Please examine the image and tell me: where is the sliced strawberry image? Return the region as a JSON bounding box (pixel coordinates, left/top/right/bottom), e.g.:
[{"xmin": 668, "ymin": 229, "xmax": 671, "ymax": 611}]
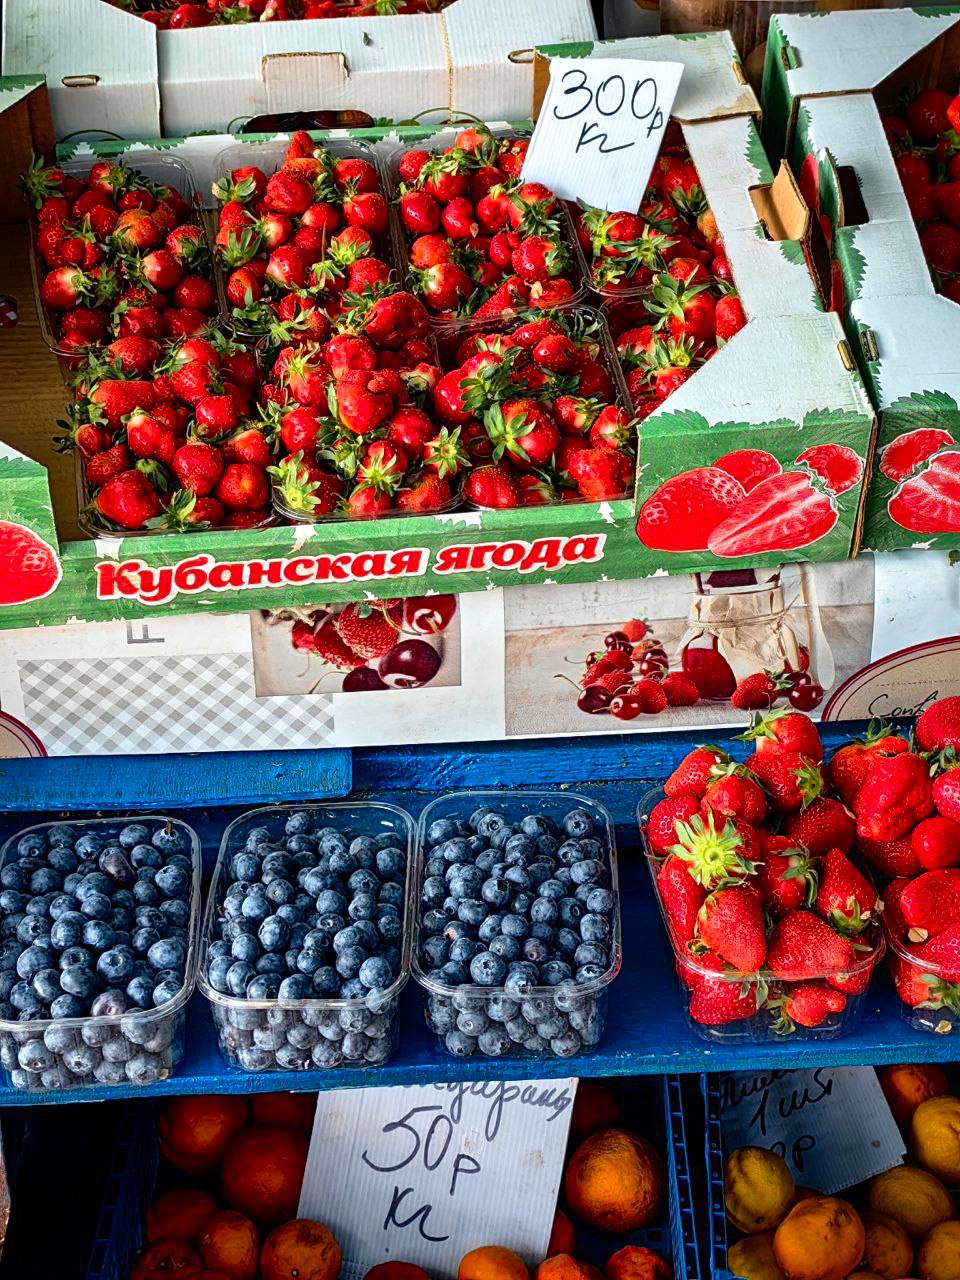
[
  {"xmin": 706, "ymin": 470, "xmax": 838, "ymax": 558},
  {"xmin": 796, "ymin": 444, "xmax": 863, "ymax": 495},
  {"xmin": 880, "ymin": 428, "xmax": 956, "ymax": 483},
  {"xmin": 712, "ymin": 448, "xmax": 781, "ymax": 493},
  {"xmin": 635, "ymin": 467, "xmax": 745, "ymax": 552},
  {"xmin": 887, "ymin": 449, "xmax": 960, "ymax": 534},
  {"xmin": 0, "ymin": 520, "xmax": 62, "ymax": 606}
]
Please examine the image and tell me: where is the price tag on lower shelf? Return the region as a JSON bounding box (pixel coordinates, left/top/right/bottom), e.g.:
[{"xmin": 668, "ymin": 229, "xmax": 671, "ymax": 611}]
[
  {"xmin": 522, "ymin": 57, "xmax": 683, "ymax": 213},
  {"xmin": 298, "ymin": 1078, "xmax": 577, "ymax": 1280},
  {"xmin": 719, "ymin": 1067, "xmax": 906, "ymax": 1194}
]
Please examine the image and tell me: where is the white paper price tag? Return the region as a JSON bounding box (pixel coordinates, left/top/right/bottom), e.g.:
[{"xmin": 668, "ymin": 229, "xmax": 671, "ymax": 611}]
[
  {"xmin": 298, "ymin": 1079, "xmax": 576, "ymax": 1279},
  {"xmin": 522, "ymin": 57, "xmax": 684, "ymax": 213},
  {"xmin": 719, "ymin": 1067, "xmax": 906, "ymax": 1195}
]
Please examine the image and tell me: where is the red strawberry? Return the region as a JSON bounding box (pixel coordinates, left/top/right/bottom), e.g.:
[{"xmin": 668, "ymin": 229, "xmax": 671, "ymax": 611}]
[
  {"xmin": 771, "ymin": 981, "xmax": 846, "ymax": 1032},
  {"xmin": 712, "ymin": 449, "xmax": 781, "ymax": 493},
  {"xmin": 661, "ymin": 672, "xmax": 699, "ymax": 707},
  {"xmin": 917, "ymin": 697, "xmax": 960, "ymax": 755},
  {"xmin": 697, "ymin": 884, "xmax": 767, "ymax": 973},
  {"xmin": 731, "ymin": 674, "xmax": 783, "ymax": 712},
  {"xmin": 910, "ymin": 922, "xmax": 960, "ymax": 983},
  {"xmin": 857, "ymin": 834, "xmax": 922, "ymax": 880},
  {"xmin": 567, "ymin": 448, "xmax": 634, "ymax": 501},
  {"xmin": 126, "ymin": 411, "xmax": 175, "ymax": 465},
  {"xmin": 172, "ymin": 442, "xmax": 223, "ymax": 497},
  {"xmin": 636, "ymin": 467, "xmax": 746, "ymax": 552},
  {"xmin": 708, "ymin": 471, "xmax": 837, "ymax": 557},
  {"xmin": 714, "ymin": 294, "xmax": 746, "ymax": 343},
  {"xmin": 889, "ymin": 449, "xmax": 960, "ymax": 533},
  {"xmin": 815, "ymin": 848, "xmax": 878, "ymax": 933},
  {"xmin": 85, "ymin": 443, "xmax": 131, "ymax": 488},
  {"xmin": 855, "ymin": 752, "xmax": 933, "ymax": 841},
  {"xmin": 665, "ymin": 746, "xmax": 730, "ymax": 799},
  {"xmin": 464, "ymin": 464, "xmax": 520, "ymax": 509},
  {"xmin": 485, "ymin": 400, "xmax": 560, "ymax": 470},
  {"xmin": 215, "ymin": 463, "xmax": 268, "ymax": 512},
  {"xmin": 397, "ymin": 473, "xmax": 452, "ymax": 514},
  {"xmin": 298, "ymin": 617, "xmax": 366, "ymax": 670},
  {"xmin": 686, "ymin": 968, "xmax": 764, "ymax": 1026},
  {"xmin": 744, "ymin": 708, "xmax": 823, "ymax": 762},
  {"xmin": 701, "ymin": 767, "xmax": 767, "ymax": 825},
  {"xmin": 828, "ymin": 726, "xmax": 911, "ymax": 805},
  {"xmin": 796, "ymin": 444, "xmax": 863, "ymax": 495},
  {"xmin": 784, "ymin": 797, "xmax": 856, "ymax": 855},
  {"xmin": 912, "ymin": 816, "xmax": 960, "ymax": 871},
  {"xmin": 95, "ymin": 469, "xmax": 163, "ymax": 529},
  {"xmin": 879, "ymin": 429, "xmax": 955, "ymax": 483},
  {"xmin": 756, "ymin": 838, "xmax": 817, "ymax": 917},
  {"xmin": 906, "ymin": 88, "xmax": 954, "ymax": 139},
  {"xmin": 899, "ymin": 869, "xmax": 960, "ymax": 942},
  {"xmin": 933, "ymin": 768, "xmax": 960, "ymax": 825},
  {"xmin": 646, "ymin": 795, "xmax": 700, "ymax": 855},
  {"xmin": 334, "ymin": 603, "xmax": 399, "ymax": 661},
  {"xmin": 656, "ymin": 856, "xmax": 706, "ymax": 944},
  {"xmin": 669, "ymin": 810, "xmax": 756, "ymax": 888},
  {"xmin": 618, "ymin": 678, "xmax": 668, "ymax": 716},
  {"xmin": 746, "ymin": 749, "xmax": 823, "ymax": 814},
  {"xmin": 767, "ymin": 911, "xmax": 855, "ymax": 982}
]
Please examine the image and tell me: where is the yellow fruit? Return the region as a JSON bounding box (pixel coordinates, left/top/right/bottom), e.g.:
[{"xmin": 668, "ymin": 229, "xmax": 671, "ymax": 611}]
[
  {"xmin": 861, "ymin": 1211, "xmax": 915, "ymax": 1280},
  {"xmin": 772, "ymin": 1197, "xmax": 865, "ymax": 1280},
  {"xmin": 725, "ymin": 1148, "xmax": 795, "ymax": 1234},
  {"xmin": 728, "ymin": 1232, "xmax": 786, "ymax": 1280},
  {"xmin": 911, "ymin": 1098, "xmax": 960, "ymax": 1185},
  {"xmin": 869, "ymin": 1167, "xmax": 956, "ymax": 1239},
  {"xmin": 918, "ymin": 1219, "xmax": 960, "ymax": 1280}
]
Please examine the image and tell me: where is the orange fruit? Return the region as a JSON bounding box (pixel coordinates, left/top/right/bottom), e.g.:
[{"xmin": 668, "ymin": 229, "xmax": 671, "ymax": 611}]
[
  {"xmin": 458, "ymin": 1246, "xmax": 529, "ymax": 1280},
  {"xmin": 879, "ymin": 1065, "xmax": 951, "ymax": 1129},
  {"xmin": 131, "ymin": 1240, "xmax": 201, "ymax": 1280},
  {"xmin": 570, "ymin": 1083, "xmax": 623, "ymax": 1143},
  {"xmin": 535, "ymin": 1256, "xmax": 599, "ymax": 1280},
  {"xmin": 221, "ymin": 1125, "xmax": 309, "ymax": 1226},
  {"xmin": 251, "ymin": 1093, "xmax": 317, "ymax": 1131},
  {"xmin": 364, "ymin": 1265, "xmax": 432, "ymax": 1280},
  {"xmin": 605, "ymin": 1244, "xmax": 673, "ymax": 1280},
  {"xmin": 198, "ymin": 1210, "xmax": 260, "ymax": 1280},
  {"xmin": 260, "ymin": 1219, "xmax": 341, "ymax": 1280},
  {"xmin": 565, "ymin": 1129, "xmax": 665, "ymax": 1233},
  {"xmin": 910, "ymin": 1096, "xmax": 960, "ymax": 1184},
  {"xmin": 772, "ymin": 1197, "xmax": 866, "ymax": 1280},
  {"xmin": 547, "ymin": 1208, "xmax": 577, "ymax": 1258},
  {"xmin": 147, "ymin": 1188, "xmax": 220, "ymax": 1243},
  {"xmin": 869, "ymin": 1166, "xmax": 955, "ymax": 1239},
  {"xmin": 159, "ymin": 1096, "xmax": 250, "ymax": 1174},
  {"xmin": 917, "ymin": 1218, "xmax": 960, "ymax": 1279},
  {"xmin": 860, "ymin": 1211, "xmax": 914, "ymax": 1280}
]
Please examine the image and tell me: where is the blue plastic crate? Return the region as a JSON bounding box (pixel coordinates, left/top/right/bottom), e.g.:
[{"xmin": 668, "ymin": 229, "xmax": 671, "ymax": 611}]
[
  {"xmin": 703, "ymin": 1074, "xmax": 736, "ymax": 1280},
  {"xmin": 85, "ymin": 1075, "xmax": 701, "ymax": 1280}
]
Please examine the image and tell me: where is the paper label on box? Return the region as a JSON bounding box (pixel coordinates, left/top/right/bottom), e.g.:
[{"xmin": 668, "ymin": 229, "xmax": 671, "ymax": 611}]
[
  {"xmin": 298, "ymin": 1079, "xmax": 577, "ymax": 1278},
  {"xmin": 719, "ymin": 1067, "xmax": 906, "ymax": 1194},
  {"xmin": 522, "ymin": 56, "xmax": 683, "ymax": 212}
]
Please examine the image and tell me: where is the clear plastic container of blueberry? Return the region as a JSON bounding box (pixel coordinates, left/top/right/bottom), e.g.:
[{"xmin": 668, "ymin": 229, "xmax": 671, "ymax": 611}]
[
  {"xmin": 0, "ymin": 816, "xmax": 201, "ymax": 1094},
  {"xmin": 197, "ymin": 802, "xmax": 415, "ymax": 1073},
  {"xmin": 412, "ymin": 790, "xmax": 622, "ymax": 1060}
]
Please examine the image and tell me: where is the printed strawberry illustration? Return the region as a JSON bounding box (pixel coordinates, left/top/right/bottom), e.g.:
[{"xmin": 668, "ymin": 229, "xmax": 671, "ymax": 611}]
[
  {"xmin": 0, "ymin": 519, "xmax": 62, "ymax": 607},
  {"xmin": 636, "ymin": 467, "xmax": 746, "ymax": 552},
  {"xmin": 879, "ymin": 429, "xmax": 955, "ymax": 483},
  {"xmin": 712, "ymin": 448, "xmax": 781, "ymax": 493},
  {"xmin": 888, "ymin": 449, "xmax": 960, "ymax": 534},
  {"xmin": 795, "ymin": 444, "xmax": 863, "ymax": 495},
  {"xmin": 706, "ymin": 470, "xmax": 838, "ymax": 558}
]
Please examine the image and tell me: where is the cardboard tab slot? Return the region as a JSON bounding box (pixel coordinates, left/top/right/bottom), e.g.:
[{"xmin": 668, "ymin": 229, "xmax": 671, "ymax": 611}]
[
  {"xmin": 858, "ymin": 327, "xmax": 879, "ymax": 363},
  {"xmin": 836, "ymin": 164, "xmax": 868, "ymax": 229},
  {"xmin": 61, "ymin": 75, "xmax": 100, "ymax": 88},
  {"xmin": 837, "ymin": 340, "xmax": 855, "ymax": 372},
  {"xmin": 749, "ymin": 162, "xmax": 807, "ymax": 242}
]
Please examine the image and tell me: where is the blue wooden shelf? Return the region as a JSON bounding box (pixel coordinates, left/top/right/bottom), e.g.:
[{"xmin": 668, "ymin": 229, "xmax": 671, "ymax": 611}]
[{"xmin": 0, "ymin": 723, "xmax": 955, "ymax": 1106}]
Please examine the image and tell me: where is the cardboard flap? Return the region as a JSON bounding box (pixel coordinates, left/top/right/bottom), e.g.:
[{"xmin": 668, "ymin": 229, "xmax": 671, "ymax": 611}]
[
  {"xmin": 751, "ymin": 160, "xmax": 807, "ymax": 243},
  {"xmin": 261, "ymin": 51, "xmax": 350, "ymax": 112},
  {"xmin": 0, "ymin": 78, "xmax": 55, "ymax": 224},
  {"xmin": 851, "ymin": 294, "xmax": 960, "ymax": 409}
]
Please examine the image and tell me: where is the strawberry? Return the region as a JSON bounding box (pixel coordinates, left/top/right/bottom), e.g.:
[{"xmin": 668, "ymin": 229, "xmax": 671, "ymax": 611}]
[
  {"xmin": 707, "ymin": 471, "xmax": 838, "ymax": 558},
  {"xmin": 857, "ymin": 834, "xmax": 922, "ymax": 879},
  {"xmin": 731, "ymin": 674, "xmax": 784, "ymax": 712},
  {"xmin": 661, "ymin": 672, "xmax": 700, "ymax": 707},
  {"xmin": 933, "ymin": 767, "xmax": 960, "ymax": 825},
  {"xmin": 126, "ymin": 411, "xmax": 176, "ymax": 465},
  {"xmin": 464, "ymin": 464, "xmax": 520, "ymax": 509},
  {"xmin": 686, "ymin": 969, "xmax": 764, "ymax": 1027},
  {"xmin": 567, "ymin": 447, "xmax": 634, "ymax": 500},
  {"xmin": 172, "ymin": 442, "xmax": 223, "ymax": 497},
  {"xmin": 636, "ymin": 467, "xmax": 746, "ymax": 553},
  {"xmin": 828, "ymin": 724, "xmax": 911, "ymax": 805},
  {"xmin": 766, "ymin": 911, "xmax": 855, "ymax": 982},
  {"xmin": 888, "ymin": 448, "xmax": 960, "ymax": 534},
  {"xmin": 880, "ymin": 429, "xmax": 956, "ymax": 483},
  {"xmin": 770, "ymin": 982, "xmax": 846, "ymax": 1032},
  {"xmin": 743, "ymin": 708, "xmax": 823, "ymax": 763},
  {"xmin": 299, "ymin": 617, "xmax": 366, "ymax": 670},
  {"xmin": 899, "ymin": 869, "xmax": 960, "ymax": 942},
  {"xmin": 910, "ymin": 923, "xmax": 960, "ymax": 984},
  {"xmin": 215, "ymin": 463, "xmax": 268, "ymax": 512},
  {"xmin": 669, "ymin": 811, "xmax": 756, "ymax": 888},
  {"xmin": 713, "ymin": 448, "xmax": 781, "ymax": 493},
  {"xmin": 745, "ymin": 749, "xmax": 823, "ymax": 814},
  {"xmin": 714, "ymin": 293, "xmax": 746, "ymax": 343},
  {"xmin": 701, "ymin": 766, "xmax": 767, "ymax": 825},
  {"xmin": 917, "ymin": 696, "xmax": 960, "ymax": 755},
  {"xmin": 912, "ymin": 816, "xmax": 960, "ymax": 871},
  {"xmin": 334, "ymin": 603, "xmax": 399, "ymax": 661},
  {"xmin": 485, "ymin": 400, "xmax": 560, "ymax": 471},
  {"xmin": 95, "ymin": 469, "xmax": 163, "ymax": 529},
  {"xmin": 756, "ymin": 838, "xmax": 817, "ymax": 917},
  {"xmin": 656, "ymin": 856, "xmax": 707, "ymax": 945},
  {"xmin": 697, "ymin": 884, "xmax": 767, "ymax": 973},
  {"xmin": 783, "ymin": 796, "xmax": 856, "ymax": 856},
  {"xmin": 397, "ymin": 473, "xmax": 452, "ymax": 514},
  {"xmin": 854, "ymin": 752, "xmax": 934, "ymax": 841},
  {"xmin": 664, "ymin": 746, "xmax": 730, "ymax": 799},
  {"xmin": 647, "ymin": 795, "xmax": 700, "ymax": 855},
  {"xmin": 815, "ymin": 848, "xmax": 878, "ymax": 934},
  {"xmin": 620, "ymin": 679, "xmax": 668, "ymax": 715},
  {"xmin": 796, "ymin": 444, "xmax": 863, "ymax": 495},
  {"xmin": 85, "ymin": 443, "xmax": 131, "ymax": 488},
  {"xmin": 906, "ymin": 88, "xmax": 954, "ymax": 140},
  {"xmin": 89, "ymin": 379, "xmax": 156, "ymax": 426}
]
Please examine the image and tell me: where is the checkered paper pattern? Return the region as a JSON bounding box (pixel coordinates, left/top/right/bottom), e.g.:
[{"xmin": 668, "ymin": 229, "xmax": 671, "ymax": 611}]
[{"xmin": 17, "ymin": 653, "xmax": 334, "ymax": 756}]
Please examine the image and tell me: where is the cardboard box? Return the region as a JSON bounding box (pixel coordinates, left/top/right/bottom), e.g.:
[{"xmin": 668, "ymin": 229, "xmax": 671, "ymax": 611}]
[
  {"xmin": 762, "ymin": 7, "xmax": 960, "ymax": 551},
  {"xmin": 1, "ymin": 0, "xmax": 597, "ymax": 140}
]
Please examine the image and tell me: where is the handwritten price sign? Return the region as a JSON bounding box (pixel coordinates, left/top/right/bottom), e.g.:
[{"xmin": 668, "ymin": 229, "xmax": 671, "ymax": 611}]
[
  {"xmin": 522, "ymin": 57, "xmax": 684, "ymax": 213},
  {"xmin": 719, "ymin": 1067, "xmax": 905, "ymax": 1194},
  {"xmin": 298, "ymin": 1079, "xmax": 576, "ymax": 1279}
]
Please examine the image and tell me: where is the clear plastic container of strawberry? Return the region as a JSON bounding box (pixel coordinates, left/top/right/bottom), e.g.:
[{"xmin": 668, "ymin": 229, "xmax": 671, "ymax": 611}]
[
  {"xmin": 64, "ymin": 327, "xmax": 276, "ymax": 538},
  {"xmin": 637, "ymin": 746, "xmax": 885, "ymax": 1044},
  {"xmin": 386, "ymin": 124, "xmax": 588, "ymax": 327},
  {"xmin": 430, "ymin": 305, "xmax": 635, "ymax": 511},
  {"xmin": 259, "ymin": 282, "xmax": 464, "ymax": 521},
  {"xmin": 213, "ymin": 134, "xmax": 398, "ymax": 343},
  {"xmin": 25, "ymin": 153, "xmax": 223, "ymax": 365},
  {"xmin": 565, "ymin": 140, "xmax": 746, "ymax": 422}
]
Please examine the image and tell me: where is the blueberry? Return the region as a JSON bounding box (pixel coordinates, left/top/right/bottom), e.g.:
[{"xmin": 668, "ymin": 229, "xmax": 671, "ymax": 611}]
[
  {"xmin": 17, "ymin": 944, "xmax": 54, "ymax": 982},
  {"xmin": 428, "ymin": 818, "xmax": 459, "ymax": 844},
  {"xmin": 377, "ymin": 913, "xmax": 403, "ymax": 942},
  {"xmin": 155, "ymin": 864, "xmax": 190, "ymax": 899},
  {"xmin": 130, "ymin": 844, "xmax": 162, "ymax": 870},
  {"xmin": 481, "ymin": 878, "xmax": 512, "ymax": 907},
  {"xmin": 147, "ymin": 938, "xmax": 186, "ymax": 971},
  {"xmin": 580, "ymin": 913, "xmax": 611, "ymax": 945},
  {"xmin": 449, "ymin": 936, "xmax": 482, "ymax": 965},
  {"xmin": 489, "ymin": 935, "xmax": 520, "ymax": 961},
  {"xmin": 422, "ymin": 936, "xmax": 448, "ymax": 968},
  {"xmin": 18, "ymin": 1039, "xmax": 55, "ymax": 1072},
  {"xmin": 257, "ymin": 915, "xmax": 291, "ymax": 953},
  {"xmin": 32, "ymin": 967, "xmax": 63, "ymax": 1002},
  {"xmin": 376, "ymin": 847, "xmax": 405, "ymax": 877},
  {"xmin": 50, "ymin": 993, "xmax": 87, "ymax": 1020},
  {"xmin": 421, "ymin": 876, "xmax": 447, "ymax": 908},
  {"xmin": 425, "ymin": 856, "xmax": 446, "ymax": 878},
  {"xmin": 98, "ymin": 849, "xmax": 135, "ymax": 887},
  {"xmin": 575, "ymin": 942, "xmax": 607, "ymax": 968},
  {"xmin": 541, "ymin": 960, "xmax": 572, "ymax": 985},
  {"xmin": 478, "ymin": 914, "xmax": 504, "ymax": 943},
  {"xmin": 60, "ymin": 967, "xmax": 97, "ymax": 1003},
  {"xmin": 313, "ymin": 966, "xmax": 340, "ymax": 996},
  {"xmin": 241, "ymin": 893, "xmax": 271, "ymax": 923},
  {"xmin": 152, "ymin": 824, "xmax": 185, "ymax": 854},
  {"xmin": 153, "ymin": 977, "xmax": 182, "ymax": 1005},
  {"xmin": 244, "ymin": 826, "xmax": 273, "ymax": 852},
  {"xmin": 457, "ymin": 899, "xmax": 486, "ymax": 927},
  {"xmin": 444, "ymin": 1029, "xmax": 477, "ymax": 1056},
  {"xmin": 0, "ymin": 865, "xmax": 27, "ymax": 891},
  {"xmin": 256, "ymin": 954, "xmax": 286, "ymax": 976},
  {"xmin": 48, "ymin": 824, "xmax": 77, "ymax": 847},
  {"xmin": 225, "ymin": 961, "xmax": 255, "ymax": 996},
  {"xmin": 17, "ymin": 916, "xmax": 50, "ymax": 946},
  {"xmin": 133, "ymin": 880, "xmax": 161, "ymax": 907},
  {"xmin": 472, "ymin": 809, "xmax": 506, "ymax": 837},
  {"xmin": 126, "ymin": 974, "xmax": 155, "ymax": 1008},
  {"xmin": 530, "ymin": 897, "xmax": 559, "ymax": 925},
  {"xmin": 470, "ymin": 951, "xmax": 506, "ymax": 985},
  {"xmin": 30, "ymin": 867, "xmax": 61, "ymax": 895},
  {"xmin": 284, "ymin": 810, "xmax": 313, "ymax": 836},
  {"xmin": 576, "ymin": 963, "xmax": 606, "ymax": 983},
  {"xmin": 17, "ymin": 834, "xmax": 46, "ymax": 857},
  {"xmin": 522, "ymin": 937, "xmax": 550, "ymax": 965},
  {"xmin": 91, "ymin": 989, "xmax": 129, "ymax": 1017},
  {"xmin": 80, "ymin": 891, "xmax": 112, "ymax": 922},
  {"xmin": 500, "ymin": 914, "xmax": 529, "ymax": 940},
  {"xmin": 278, "ymin": 974, "xmax": 313, "ymax": 999},
  {"xmin": 348, "ymin": 892, "xmax": 377, "ymax": 922},
  {"xmin": 585, "ymin": 887, "xmax": 614, "ymax": 913},
  {"xmin": 440, "ymin": 961, "xmax": 467, "ymax": 985},
  {"xmin": 0, "ymin": 890, "xmax": 26, "ymax": 915},
  {"xmin": 563, "ymin": 809, "xmax": 595, "ymax": 838},
  {"xmin": 335, "ymin": 945, "xmax": 365, "ymax": 980},
  {"xmin": 559, "ymin": 898, "xmax": 585, "ymax": 928},
  {"xmin": 504, "ymin": 961, "xmax": 539, "ymax": 996},
  {"xmin": 48, "ymin": 848, "xmax": 79, "ymax": 874},
  {"xmin": 358, "ymin": 956, "xmax": 394, "ymax": 991},
  {"xmin": 530, "ymin": 922, "xmax": 555, "ymax": 942}
]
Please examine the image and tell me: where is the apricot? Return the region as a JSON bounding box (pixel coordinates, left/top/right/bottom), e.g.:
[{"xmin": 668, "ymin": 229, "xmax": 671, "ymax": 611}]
[
  {"xmin": 547, "ymin": 1209, "xmax": 576, "ymax": 1258},
  {"xmin": 565, "ymin": 1129, "xmax": 665, "ymax": 1232},
  {"xmin": 458, "ymin": 1245, "xmax": 530, "ymax": 1280},
  {"xmin": 535, "ymin": 1256, "xmax": 600, "ymax": 1280},
  {"xmin": 364, "ymin": 1266, "xmax": 432, "ymax": 1280},
  {"xmin": 918, "ymin": 1219, "xmax": 960, "ymax": 1279},
  {"xmin": 605, "ymin": 1244, "xmax": 673, "ymax": 1280},
  {"xmin": 260, "ymin": 1219, "xmax": 341, "ymax": 1280},
  {"xmin": 869, "ymin": 1167, "xmax": 956, "ymax": 1239},
  {"xmin": 131, "ymin": 1239, "xmax": 201, "ymax": 1280},
  {"xmin": 725, "ymin": 1148, "xmax": 795, "ymax": 1234},
  {"xmin": 221, "ymin": 1125, "xmax": 309, "ymax": 1226},
  {"xmin": 159, "ymin": 1096, "xmax": 250, "ymax": 1174},
  {"xmin": 146, "ymin": 1188, "xmax": 220, "ymax": 1243},
  {"xmin": 727, "ymin": 1233, "xmax": 785, "ymax": 1280},
  {"xmin": 772, "ymin": 1196, "xmax": 865, "ymax": 1280},
  {"xmin": 570, "ymin": 1082, "xmax": 623, "ymax": 1143},
  {"xmin": 911, "ymin": 1097, "xmax": 960, "ymax": 1184},
  {"xmin": 861, "ymin": 1212, "xmax": 915, "ymax": 1280},
  {"xmin": 879, "ymin": 1066, "xmax": 951, "ymax": 1129},
  {"xmin": 198, "ymin": 1210, "xmax": 260, "ymax": 1280},
  {"xmin": 251, "ymin": 1093, "xmax": 317, "ymax": 1131}
]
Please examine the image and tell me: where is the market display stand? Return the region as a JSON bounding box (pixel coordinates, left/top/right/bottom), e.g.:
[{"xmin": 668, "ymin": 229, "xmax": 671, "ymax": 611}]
[{"xmin": 2, "ymin": 725, "xmax": 955, "ymax": 1110}]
